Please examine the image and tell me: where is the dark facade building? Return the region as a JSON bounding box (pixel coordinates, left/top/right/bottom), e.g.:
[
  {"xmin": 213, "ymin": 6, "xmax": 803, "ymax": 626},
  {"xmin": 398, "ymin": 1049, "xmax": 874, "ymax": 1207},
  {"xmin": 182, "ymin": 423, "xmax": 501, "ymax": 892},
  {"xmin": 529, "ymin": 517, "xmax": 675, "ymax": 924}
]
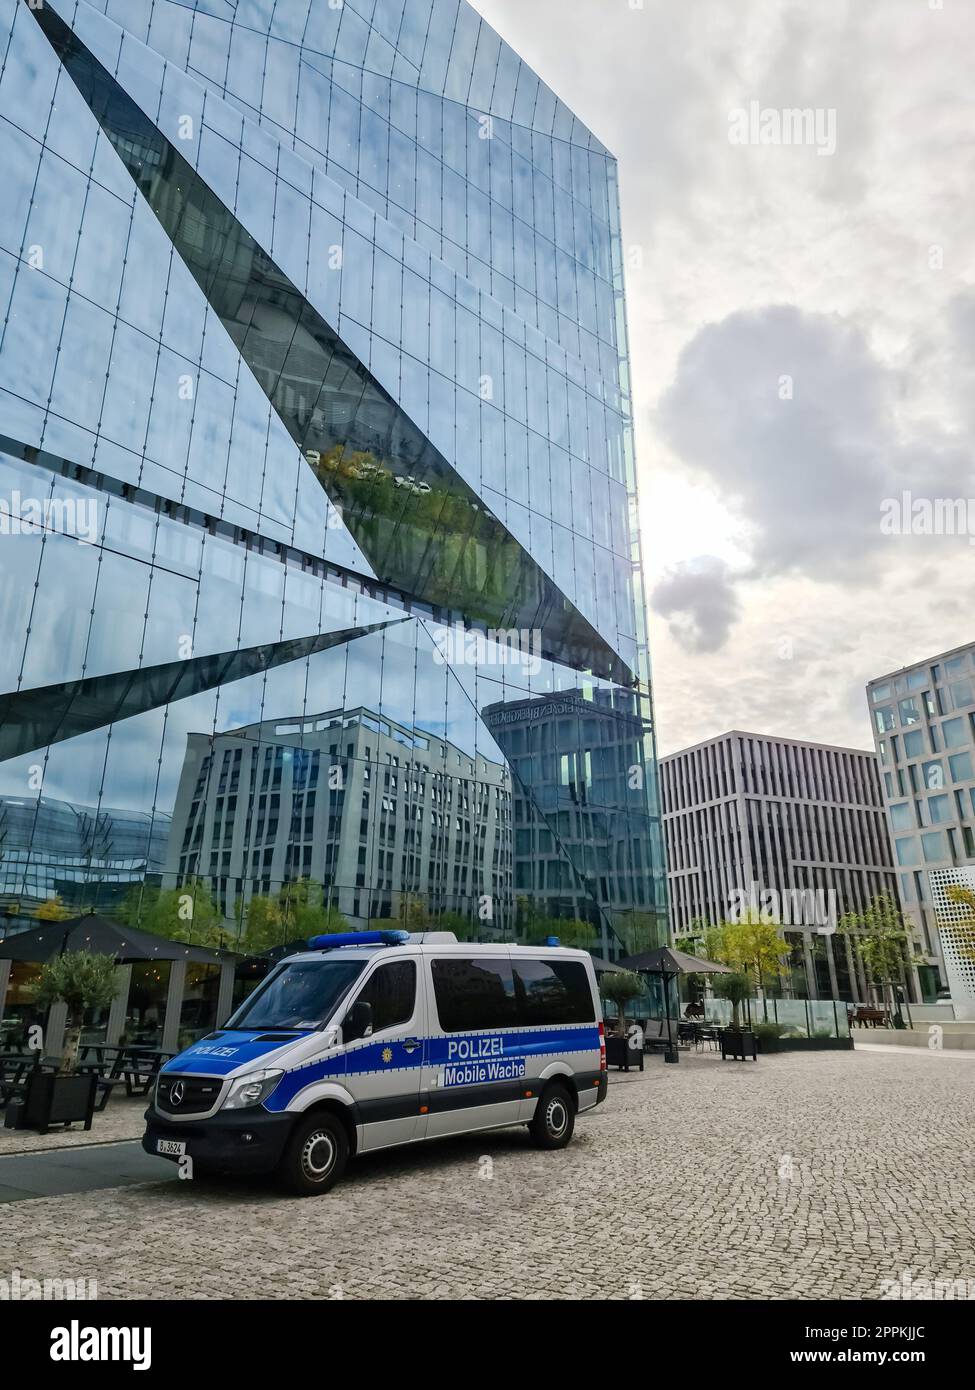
[
  {"xmin": 0, "ymin": 0, "xmax": 665, "ymax": 1041},
  {"xmin": 483, "ymin": 687, "xmax": 664, "ymax": 955},
  {"xmin": 662, "ymin": 730, "xmax": 902, "ymax": 1002}
]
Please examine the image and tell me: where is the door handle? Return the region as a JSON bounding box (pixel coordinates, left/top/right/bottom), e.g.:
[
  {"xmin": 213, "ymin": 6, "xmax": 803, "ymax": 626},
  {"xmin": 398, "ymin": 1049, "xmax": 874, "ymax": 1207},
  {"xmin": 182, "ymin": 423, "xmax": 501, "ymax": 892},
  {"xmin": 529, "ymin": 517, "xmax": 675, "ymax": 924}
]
[{"xmin": 402, "ymin": 1038, "xmax": 421, "ymax": 1053}]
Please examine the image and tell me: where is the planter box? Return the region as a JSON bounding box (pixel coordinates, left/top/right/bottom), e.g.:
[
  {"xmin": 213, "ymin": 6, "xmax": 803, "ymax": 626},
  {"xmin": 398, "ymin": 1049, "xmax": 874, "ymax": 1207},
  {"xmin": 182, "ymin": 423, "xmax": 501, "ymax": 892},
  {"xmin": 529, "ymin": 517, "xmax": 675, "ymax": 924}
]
[
  {"xmin": 757, "ymin": 1035, "xmax": 854, "ymax": 1053},
  {"xmin": 720, "ymin": 1030, "xmax": 757, "ymax": 1061},
  {"xmin": 20, "ymin": 1071, "xmax": 97, "ymax": 1133},
  {"xmin": 605, "ymin": 1035, "xmax": 644, "ymax": 1071}
]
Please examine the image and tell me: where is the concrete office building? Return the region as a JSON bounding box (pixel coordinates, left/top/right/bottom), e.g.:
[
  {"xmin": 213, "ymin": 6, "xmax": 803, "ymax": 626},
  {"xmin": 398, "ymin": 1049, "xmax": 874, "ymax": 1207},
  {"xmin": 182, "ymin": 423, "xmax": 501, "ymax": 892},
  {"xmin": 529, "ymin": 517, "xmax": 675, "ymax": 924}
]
[
  {"xmin": 0, "ymin": 1, "xmax": 664, "ymax": 1041},
  {"xmin": 166, "ymin": 707, "xmax": 512, "ymax": 933},
  {"xmin": 661, "ymin": 731, "xmax": 901, "ymax": 1002},
  {"xmin": 867, "ymin": 642, "xmax": 975, "ymax": 1012}
]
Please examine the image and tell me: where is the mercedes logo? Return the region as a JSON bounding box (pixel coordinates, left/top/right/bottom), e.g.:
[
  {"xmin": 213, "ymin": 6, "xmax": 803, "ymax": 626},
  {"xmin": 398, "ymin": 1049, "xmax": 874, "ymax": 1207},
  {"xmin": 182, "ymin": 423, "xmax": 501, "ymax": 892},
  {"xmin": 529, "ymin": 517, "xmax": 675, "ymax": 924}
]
[{"xmin": 169, "ymin": 1081, "xmax": 184, "ymax": 1106}]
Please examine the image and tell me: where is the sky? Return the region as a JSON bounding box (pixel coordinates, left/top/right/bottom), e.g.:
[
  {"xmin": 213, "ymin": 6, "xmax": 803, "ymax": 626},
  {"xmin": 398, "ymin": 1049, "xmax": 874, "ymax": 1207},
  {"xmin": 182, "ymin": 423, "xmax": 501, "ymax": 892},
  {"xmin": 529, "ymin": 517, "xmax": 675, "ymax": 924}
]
[{"xmin": 473, "ymin": 0, "xmax": 975, "ymax": 756}]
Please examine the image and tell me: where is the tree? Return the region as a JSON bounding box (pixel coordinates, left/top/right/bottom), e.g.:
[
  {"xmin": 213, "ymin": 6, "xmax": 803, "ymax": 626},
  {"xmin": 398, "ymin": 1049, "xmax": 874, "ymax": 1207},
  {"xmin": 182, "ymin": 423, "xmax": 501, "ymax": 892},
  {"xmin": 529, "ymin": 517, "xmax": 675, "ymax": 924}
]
[
  {"xmin": 36, "ymin": 895, "xmax": 71, "ymax": 922},
  {"xmin": 600, "ymin": 970, "xmax": 644, "ymax": 1036},
  {"xmin": 119, "ymin": 878, "xmax": 229, "ymax": 948},
  {"xmin": 712, "ymin": 971, "xmax": 751, "ymax": 1030},
  {"xmin": 840, "ymin": 893, "xmax": 920, "ymax": 1018},
  {"xmin": 276, "ymin": 878, "xmax": 342, "ymax": 939},
  {"xmin": 437, "ymin": 910, "xmax": 477, "ymax": 942},
  {"xmin": 945, "ymin": 886, "xmax": 975, "ymax": 965},
  {"xmin": 706, "ymin": 912, "xmax": 789, "ymax": 1003},
  {"xmin": 243, "ymin": 895, "xmax": 283, "ymax": 952},
  {"xmin": 36, "ymin": 952, "xmax": 119, "ymax": 1074},
  {"xmin": 616, "ymin": 910, "xmax": 666, "ymax": 957}
]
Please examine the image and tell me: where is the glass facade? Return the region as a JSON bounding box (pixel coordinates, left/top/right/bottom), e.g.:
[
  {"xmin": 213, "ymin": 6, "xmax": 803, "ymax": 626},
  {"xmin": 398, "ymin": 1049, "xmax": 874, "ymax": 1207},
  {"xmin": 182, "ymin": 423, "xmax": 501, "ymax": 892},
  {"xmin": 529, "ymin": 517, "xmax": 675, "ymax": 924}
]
[
  {"xmin": 0, "ymin": 0, "xmax": 665, "ymax": 965},
  {"xmin": 868, "ymin": 642, "xmax": 975, "ymax": 1003}
]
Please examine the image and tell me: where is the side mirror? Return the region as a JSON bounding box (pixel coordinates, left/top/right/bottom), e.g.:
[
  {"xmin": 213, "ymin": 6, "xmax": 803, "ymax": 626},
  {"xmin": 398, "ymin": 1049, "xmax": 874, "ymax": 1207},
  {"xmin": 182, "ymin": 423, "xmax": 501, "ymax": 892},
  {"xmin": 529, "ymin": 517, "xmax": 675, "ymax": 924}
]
[{"xmin": 344, "ymin": 1000, "xmax": 373, "ymax": 1043}]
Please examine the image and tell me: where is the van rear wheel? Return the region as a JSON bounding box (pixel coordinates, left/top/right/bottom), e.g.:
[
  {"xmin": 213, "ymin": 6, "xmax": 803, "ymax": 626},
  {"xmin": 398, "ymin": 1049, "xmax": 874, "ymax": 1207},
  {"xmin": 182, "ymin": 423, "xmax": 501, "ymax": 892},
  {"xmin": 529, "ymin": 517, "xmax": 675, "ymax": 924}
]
[
  {"xmin": 528, "ymin": 1083, "xmax": 575, "ymax": 1150},
  {"xmin": 279, "ymin": 1111, "xmax": 348, "ymax": 1196}
]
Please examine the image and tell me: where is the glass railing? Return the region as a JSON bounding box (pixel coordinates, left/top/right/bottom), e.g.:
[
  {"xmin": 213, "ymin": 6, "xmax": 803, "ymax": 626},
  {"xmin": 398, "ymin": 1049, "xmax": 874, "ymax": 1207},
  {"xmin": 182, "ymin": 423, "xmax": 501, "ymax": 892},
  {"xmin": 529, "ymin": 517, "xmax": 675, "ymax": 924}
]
[{"xmin": 700, "ymin": 997, "xmax": 851, "ymax": 1039}]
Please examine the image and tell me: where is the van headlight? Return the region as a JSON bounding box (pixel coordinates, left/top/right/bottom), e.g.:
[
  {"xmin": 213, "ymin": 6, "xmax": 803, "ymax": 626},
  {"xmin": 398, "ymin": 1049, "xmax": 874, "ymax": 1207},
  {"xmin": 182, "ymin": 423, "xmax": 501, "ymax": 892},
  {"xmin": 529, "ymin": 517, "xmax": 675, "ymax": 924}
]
[{"xmin": 221, "ymin": 1069, "xmax": 283, "ymax": 1110}]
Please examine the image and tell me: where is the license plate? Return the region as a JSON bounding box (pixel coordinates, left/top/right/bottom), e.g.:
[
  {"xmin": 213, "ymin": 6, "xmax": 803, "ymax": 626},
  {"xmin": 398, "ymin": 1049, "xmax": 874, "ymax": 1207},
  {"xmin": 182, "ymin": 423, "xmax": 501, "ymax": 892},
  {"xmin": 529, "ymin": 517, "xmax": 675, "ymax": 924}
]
[{"xmin": 156, "ymin": 1139, "xmax": 186, "ymax": 1156}]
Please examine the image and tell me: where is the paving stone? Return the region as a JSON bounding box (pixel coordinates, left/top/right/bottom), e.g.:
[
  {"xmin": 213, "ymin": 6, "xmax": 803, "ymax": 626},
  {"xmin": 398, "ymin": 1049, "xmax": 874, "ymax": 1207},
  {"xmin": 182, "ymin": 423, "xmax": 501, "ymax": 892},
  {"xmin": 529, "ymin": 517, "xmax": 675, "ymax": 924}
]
[{"xmin": 1, "ymin": 1049, "xmax": 973, "ymax": 1299}]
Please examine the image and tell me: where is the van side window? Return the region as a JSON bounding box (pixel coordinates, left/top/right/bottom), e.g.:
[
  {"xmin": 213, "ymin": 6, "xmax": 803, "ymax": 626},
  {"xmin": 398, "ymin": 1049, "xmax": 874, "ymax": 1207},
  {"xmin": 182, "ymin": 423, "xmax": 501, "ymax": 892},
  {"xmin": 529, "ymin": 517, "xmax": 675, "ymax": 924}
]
[
  {"xmin": 431, "ymin": 958, "xmax": 517, "ymax": 1031},
  {"xmin": 513, "ymin": 960, "xmax": 595, "ymax": 1025},
  {"xmin": 355, "ymin": 961, "xmax": 416, "ymax": 1033}
]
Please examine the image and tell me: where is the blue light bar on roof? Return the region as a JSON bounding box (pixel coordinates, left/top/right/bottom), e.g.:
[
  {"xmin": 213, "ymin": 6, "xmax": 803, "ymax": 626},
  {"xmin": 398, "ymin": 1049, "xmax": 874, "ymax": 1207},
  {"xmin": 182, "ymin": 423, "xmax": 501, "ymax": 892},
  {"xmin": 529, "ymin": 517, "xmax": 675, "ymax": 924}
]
[{"xmin": 308, "ymin": 930, "xmax": 409, "ymax": 950}]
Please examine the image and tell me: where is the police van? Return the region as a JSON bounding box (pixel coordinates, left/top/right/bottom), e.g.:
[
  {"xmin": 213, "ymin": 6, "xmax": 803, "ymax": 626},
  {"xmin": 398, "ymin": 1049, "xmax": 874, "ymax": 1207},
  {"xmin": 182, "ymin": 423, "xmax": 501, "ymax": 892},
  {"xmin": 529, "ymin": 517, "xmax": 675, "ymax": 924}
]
[{"xmin": 143, "ymin": 931, "xmax": 607, "ymax": 1195}]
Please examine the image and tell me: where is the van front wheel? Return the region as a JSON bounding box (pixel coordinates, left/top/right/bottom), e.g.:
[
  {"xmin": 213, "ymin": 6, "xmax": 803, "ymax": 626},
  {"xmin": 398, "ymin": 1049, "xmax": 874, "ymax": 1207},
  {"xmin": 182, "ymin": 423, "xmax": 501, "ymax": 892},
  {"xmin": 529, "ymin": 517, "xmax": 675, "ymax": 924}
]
[
  {"xmin": 279, "ymin": 1111, "xmax": 348, "ymax": 1196},
  {"xmin": 528, "ymin": 1083, "xmax": 575, "ymax": 1150}
]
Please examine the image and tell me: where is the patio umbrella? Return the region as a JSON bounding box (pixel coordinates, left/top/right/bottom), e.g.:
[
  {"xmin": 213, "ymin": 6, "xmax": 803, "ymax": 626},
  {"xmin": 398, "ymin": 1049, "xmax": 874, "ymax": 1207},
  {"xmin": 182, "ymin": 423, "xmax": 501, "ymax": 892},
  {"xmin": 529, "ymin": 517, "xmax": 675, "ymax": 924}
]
[
  {"xmin": 590, "ymin": 954, "xmax": 628, "ymax": 974},
  {"xmin": 617, "ymin": 946, "xmax": 732, "ymax": 1061},
  {"xmin": 0, "ymin": 913, "xmax": 236, "ymax": 964}
]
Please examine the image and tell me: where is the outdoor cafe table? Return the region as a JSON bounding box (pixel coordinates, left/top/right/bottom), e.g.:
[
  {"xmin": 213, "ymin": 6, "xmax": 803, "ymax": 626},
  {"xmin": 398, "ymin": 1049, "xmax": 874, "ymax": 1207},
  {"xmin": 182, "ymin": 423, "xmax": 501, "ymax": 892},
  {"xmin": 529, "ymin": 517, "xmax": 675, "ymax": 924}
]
[{"xmin": 76, "ymin": 1045, "xmax": 176, "ymax": 1097}]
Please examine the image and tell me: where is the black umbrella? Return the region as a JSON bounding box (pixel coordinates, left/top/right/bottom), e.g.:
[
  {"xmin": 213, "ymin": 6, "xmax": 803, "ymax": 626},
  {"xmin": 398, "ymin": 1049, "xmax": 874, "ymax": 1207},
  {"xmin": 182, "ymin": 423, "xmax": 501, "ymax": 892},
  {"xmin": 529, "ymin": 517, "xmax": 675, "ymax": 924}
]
[
  {"xmin": 618, "ymin": 946, "xmax": 733, "ymax": 976},
  {"xmin": 617, "ymin": 946, "xmax": 732, "ymax": 1062},
  {"xmin": 0, "ymin": 913, "xmax": 236, "ymax": 964}
]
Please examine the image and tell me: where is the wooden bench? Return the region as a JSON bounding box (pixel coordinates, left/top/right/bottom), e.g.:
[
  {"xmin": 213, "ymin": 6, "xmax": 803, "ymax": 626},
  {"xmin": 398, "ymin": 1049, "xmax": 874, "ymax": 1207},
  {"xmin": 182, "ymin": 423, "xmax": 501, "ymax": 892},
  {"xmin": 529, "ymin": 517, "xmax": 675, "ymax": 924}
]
[{"xmin": 850, "ymin": 1006, "xmax": 889, "ymax": 1028}]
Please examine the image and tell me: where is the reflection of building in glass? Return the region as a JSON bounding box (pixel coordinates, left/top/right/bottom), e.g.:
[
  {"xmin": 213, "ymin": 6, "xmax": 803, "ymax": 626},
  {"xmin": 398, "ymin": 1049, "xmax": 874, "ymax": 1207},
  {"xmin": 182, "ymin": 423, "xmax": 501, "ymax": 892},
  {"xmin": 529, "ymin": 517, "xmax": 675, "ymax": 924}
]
[
  {"xmin": 166, "ymin": 710, "xmax": 511, "ymax": 933},
  {"xmin": 662, "ymin": 731, "xmax": 901, "ymax": 1002},
  {"xmin": 483, "ymin": 690, "xmax": 666, "ymax": 952},
  {"xmin": 0, "ymin": 795, "xmax": 170, "ymax": 925},
  {"xmin": 867, "ymin": 643, "xmax": 975, "ymax": 1009},
  {"xmin": 0, "ymin": 0, "xmax": 665, "ymax": 1048}
]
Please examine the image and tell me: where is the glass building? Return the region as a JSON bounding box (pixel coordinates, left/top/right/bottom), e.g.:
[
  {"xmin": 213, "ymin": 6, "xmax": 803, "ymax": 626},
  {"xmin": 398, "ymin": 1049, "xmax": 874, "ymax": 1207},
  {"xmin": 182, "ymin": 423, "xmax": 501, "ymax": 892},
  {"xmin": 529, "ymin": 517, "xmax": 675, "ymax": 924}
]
[
  {"xmin": 868, "ymin": 641, "xmax": 975, "ymax": 1011},
  {"xmin": 0, "ymin": 0, "xmax": 665, "ymax": 1023}
]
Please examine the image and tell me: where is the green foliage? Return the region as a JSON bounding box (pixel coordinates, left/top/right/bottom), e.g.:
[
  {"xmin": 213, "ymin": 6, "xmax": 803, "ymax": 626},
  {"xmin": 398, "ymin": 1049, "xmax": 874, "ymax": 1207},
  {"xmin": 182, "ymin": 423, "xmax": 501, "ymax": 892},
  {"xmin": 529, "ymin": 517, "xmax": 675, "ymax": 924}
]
[
  {"xmin": 840, "ymin": 893, "xmax": 920, "ymax": 1014},
  {"xmin": 706, "ymin": 914, "xmax": 789, "ymax": 995},
  {"xmin": 37, "ymin": 951, "xmax": 119, "ymax": 1015},
  {"xmin": 712, "ymin": 970, "xmax": 751, "ymax": 1029},
  {"xmin": 243, "ymin": 880, "xmax": 349, "ymax": 950},
  {"xmin": 944, "ymin": 886, "xmax": 975, "ymax": 964},
  {"xmin": 36, "ymin": 951, "xmax": 120, "ymax": 1074},
  {"xmin": 752, "ymin": 1021, "xmax": 785, "ymax": 1040},
  {"xmin": 616, "ymin": 911, "xmax": 666, "ymax": 957},
  {"xmin": 119, "ymin": 878, "xmax": 229, "ymax": 948},
  {"xmin": 601, "ymin": 969, "xmax": 644, "ymax": 1035},
  {"xmin": 36, "ymin": 895, "xmax": 72, "ymax": 921}
]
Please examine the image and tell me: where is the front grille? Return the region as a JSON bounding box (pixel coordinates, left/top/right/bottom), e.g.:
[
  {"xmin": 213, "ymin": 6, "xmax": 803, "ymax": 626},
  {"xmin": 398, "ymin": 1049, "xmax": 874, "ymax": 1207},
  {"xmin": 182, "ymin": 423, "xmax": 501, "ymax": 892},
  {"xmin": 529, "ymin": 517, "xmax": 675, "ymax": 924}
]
[{"xmin": 156, "ymin": 1074, "xmax": 223, "ymax": 1116}]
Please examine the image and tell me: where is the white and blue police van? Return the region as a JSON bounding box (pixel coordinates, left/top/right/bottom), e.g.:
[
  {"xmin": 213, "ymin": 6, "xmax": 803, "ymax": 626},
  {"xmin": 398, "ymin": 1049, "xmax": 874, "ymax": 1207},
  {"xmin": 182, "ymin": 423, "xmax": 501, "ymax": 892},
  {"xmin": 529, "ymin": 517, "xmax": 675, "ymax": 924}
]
[{"xmin": 143, "ymin": 930, "xmax": 608, "ymax": 1195}]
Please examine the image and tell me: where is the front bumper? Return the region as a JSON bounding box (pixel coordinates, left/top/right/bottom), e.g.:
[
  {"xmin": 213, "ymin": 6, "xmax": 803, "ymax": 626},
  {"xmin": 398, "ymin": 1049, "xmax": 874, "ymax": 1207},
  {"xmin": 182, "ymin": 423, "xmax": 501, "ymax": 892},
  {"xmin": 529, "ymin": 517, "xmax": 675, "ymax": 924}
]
[{"xmin": 143, "ymin": 1105, "xmax": 294, "ymax": 1175}]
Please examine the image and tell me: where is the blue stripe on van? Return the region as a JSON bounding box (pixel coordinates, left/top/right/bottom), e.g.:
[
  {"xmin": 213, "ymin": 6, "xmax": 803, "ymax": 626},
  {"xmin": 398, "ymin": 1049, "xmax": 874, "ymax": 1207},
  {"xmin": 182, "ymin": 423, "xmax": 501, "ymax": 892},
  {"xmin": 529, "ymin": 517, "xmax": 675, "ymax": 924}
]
[{"xmin": 262, "ymin": 1026, "xmax": 601, "ymax": 1112}]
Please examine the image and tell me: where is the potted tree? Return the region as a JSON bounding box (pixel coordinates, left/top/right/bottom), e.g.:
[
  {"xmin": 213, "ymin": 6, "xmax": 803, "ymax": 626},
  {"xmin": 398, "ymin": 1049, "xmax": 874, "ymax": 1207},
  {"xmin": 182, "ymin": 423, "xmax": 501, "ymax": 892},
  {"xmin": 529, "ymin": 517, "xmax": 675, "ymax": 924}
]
[
  {"xmin": 19, "ymin": 952, "xmax": 119, "ymax": 1133},
  {"xmin": 712, "ymin": 971, "xmax": 758, "ymax": 1059},
  {"xmin": 601, "ymin": 970, "xmax": 644, "ymax": 1070}
]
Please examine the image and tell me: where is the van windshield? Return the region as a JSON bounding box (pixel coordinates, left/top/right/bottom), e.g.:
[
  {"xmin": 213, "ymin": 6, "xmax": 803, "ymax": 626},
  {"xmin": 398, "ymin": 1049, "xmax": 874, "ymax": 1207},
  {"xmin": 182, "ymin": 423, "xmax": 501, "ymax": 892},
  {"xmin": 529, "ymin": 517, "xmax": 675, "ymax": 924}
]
[{"xmin": 227, "ymin": 958, "xmax": 366, "ymax": 1031}]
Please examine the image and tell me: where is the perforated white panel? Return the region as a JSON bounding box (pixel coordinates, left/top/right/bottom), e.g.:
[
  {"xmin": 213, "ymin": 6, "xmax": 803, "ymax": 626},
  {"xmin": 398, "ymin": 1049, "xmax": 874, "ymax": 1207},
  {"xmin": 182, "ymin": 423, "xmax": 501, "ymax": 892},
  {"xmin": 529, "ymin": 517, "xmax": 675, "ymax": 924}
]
[{"xmin": 928, "ymin": 867, "xmax": 975, "ymax": 1002}]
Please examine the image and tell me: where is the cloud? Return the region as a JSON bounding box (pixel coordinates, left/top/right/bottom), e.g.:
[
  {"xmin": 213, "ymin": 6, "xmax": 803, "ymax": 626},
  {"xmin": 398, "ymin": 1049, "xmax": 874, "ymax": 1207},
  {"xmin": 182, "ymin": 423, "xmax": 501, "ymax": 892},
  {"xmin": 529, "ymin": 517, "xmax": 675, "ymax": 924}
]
[
  {"xmin": 650, "ymin": 556, "xmax": 740, "ymax": 653},
  {"xmin": 657, "ymin": 304, "xmax": 971, "ymax": 581}
]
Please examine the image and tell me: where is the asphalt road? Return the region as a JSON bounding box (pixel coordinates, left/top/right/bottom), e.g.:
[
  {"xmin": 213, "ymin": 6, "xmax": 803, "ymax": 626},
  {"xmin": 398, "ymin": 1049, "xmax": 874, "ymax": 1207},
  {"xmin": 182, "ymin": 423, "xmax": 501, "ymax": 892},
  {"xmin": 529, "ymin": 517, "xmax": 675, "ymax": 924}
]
[{"xmin": 0, "ymin": 1139, "xmax": 174, "ymax": 1203}]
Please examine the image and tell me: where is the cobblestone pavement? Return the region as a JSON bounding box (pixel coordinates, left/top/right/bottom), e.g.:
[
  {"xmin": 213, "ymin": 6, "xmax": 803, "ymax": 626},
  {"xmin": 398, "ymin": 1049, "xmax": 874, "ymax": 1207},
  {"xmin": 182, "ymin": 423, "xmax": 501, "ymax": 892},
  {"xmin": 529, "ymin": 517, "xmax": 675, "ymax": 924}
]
[{"xmin": 1, "ymin": 1049, "xmax": 973, "ymax": 1300}]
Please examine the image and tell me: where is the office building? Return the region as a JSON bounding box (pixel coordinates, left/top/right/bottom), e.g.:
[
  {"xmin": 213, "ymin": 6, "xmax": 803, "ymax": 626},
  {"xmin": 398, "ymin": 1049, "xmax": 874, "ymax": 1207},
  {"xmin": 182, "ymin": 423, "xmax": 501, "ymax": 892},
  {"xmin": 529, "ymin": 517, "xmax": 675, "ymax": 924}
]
[
  {"xmin": 662, "ymin": 731, "xmax": 902, "ymax": 1001},
  {"xmin": 868, "ymin": 642, "xmax": 975, "ymax": 1010},
  {"xmin": 166, "ymin": 707, "xmax": 512, "ymax": 933},
  {"xmin": 0, "ymin": 1, "xmax": 664, "ymax": 1037}
]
